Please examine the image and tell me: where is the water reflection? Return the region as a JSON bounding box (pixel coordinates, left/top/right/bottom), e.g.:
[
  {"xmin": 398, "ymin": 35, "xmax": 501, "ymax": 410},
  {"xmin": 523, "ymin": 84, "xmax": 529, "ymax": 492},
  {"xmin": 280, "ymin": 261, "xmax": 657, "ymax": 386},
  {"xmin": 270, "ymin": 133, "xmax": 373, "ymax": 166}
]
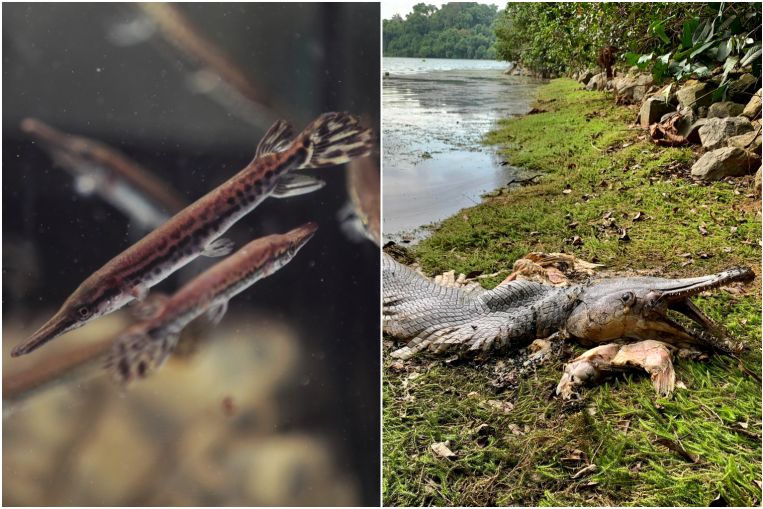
[{"xmin": 383, "ymin": 57, "xmax": 542, "ymax": 238}]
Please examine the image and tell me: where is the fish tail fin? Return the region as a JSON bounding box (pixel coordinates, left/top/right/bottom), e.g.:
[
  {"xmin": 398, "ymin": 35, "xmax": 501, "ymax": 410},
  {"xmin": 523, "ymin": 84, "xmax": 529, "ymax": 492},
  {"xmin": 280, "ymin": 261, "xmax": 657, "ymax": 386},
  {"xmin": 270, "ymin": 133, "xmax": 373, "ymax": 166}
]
[
  {"xmin": 104, "ymin": 328, "xmax": 179, "ymax": 386},
  {"xmin": 297, "ymin": 112, "xmax": 373, "ymax": 169}
]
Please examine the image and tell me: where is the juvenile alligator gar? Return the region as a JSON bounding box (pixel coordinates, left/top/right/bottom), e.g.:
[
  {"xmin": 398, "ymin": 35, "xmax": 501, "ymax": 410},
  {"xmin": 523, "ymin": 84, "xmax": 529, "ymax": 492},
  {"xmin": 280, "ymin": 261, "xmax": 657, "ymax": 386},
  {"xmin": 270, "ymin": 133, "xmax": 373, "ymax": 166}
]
[
  {"xmin": 11, "ymin": 112, "xmax": 372, "ymax": 357},
  {"xmin": 105, "ymin": 222, "xmax": 317, "ymax": 385},
  {"xmin": 383, "ymin": 253, "xmax": 755, "ymax": 359},
  {"xmin": 340, "ymin": 157, "xmax": 381, "ymax": 246},
  {"xmin": 21, "ymin": 118, "xmax": 187, "ymax": 230}
]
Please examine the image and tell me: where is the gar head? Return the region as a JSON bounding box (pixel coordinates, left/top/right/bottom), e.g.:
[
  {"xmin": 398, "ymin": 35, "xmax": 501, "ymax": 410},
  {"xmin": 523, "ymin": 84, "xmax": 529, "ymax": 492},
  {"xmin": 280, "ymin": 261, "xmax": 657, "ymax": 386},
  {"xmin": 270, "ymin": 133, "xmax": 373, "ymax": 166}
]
[{"xmin": 564, "ymin": 267, "xmax": 755, "ymax": 352}]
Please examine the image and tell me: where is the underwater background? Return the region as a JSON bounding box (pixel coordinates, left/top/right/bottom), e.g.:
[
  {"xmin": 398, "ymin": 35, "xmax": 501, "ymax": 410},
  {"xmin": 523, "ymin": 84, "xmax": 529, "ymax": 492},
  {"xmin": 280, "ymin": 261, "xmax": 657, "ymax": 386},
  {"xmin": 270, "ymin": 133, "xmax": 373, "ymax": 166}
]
[{"xmin": 2, "ymin": 2, "xmax": 380, "ymax": 506}]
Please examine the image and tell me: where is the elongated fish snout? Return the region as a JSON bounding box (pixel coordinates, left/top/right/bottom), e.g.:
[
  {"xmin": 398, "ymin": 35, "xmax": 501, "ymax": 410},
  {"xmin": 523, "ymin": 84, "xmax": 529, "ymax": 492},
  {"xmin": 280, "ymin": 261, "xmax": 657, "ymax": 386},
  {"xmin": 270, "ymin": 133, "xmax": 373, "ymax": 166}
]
[{"xmin": 10, "ymin": 310, "xmax": 77, "ymax": 357}]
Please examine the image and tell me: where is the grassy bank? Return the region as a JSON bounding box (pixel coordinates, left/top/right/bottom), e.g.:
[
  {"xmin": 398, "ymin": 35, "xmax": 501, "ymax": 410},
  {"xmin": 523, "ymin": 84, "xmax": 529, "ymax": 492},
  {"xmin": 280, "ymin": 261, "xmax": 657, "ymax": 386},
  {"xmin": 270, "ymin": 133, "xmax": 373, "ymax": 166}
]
[{"xmin": 383, "ymin": 79, "xmax": 762, "ymax": 506}]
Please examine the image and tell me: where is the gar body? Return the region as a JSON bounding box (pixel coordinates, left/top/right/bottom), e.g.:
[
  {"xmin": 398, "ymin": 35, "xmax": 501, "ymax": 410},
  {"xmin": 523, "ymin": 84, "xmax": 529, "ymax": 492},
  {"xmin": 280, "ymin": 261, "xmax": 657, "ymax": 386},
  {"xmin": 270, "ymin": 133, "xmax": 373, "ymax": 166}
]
[
  {"xmin": 106, "ymin": 222, "xmax": 318, "ymax": 385},
  {"xmin": 383, "ymin": 253, "xmax": 754, "ymax": 360},
  {"xmin": 12, "ymin": 113, "xmax": 372, "ymax": 357}
]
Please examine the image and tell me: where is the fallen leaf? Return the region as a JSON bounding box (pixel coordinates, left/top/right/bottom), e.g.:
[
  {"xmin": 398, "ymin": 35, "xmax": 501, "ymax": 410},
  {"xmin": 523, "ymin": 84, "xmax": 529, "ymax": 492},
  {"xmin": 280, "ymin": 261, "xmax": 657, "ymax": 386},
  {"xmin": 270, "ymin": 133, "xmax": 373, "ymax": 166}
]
[
  {"xmin": 561, "ymin": 449, "xmax": 588, "ymax": 463},
  {"xmin": 508, "ymin": 423, "xmax": 524, "ymax": 436},
  {"xmin": 698, "ymin": 224, "xmax": 708, "ymax": 236},
  {"xmin": 487, "ymin": 399, "xmax": 514, "ymax": 414},
  {"xmin": 563, "ymin": 188, "xmax": 572, "ymax": 195},
  {"xmin": 632, "ymin": 211, "xmax": 644, "ymax": 221},
  {"xmin": 431, "ymin": 441, "xmax": 456, "ymax": 459},
  {"xmin": 571, "ymin": 464, "xmax": 597, "ymax": 479}
]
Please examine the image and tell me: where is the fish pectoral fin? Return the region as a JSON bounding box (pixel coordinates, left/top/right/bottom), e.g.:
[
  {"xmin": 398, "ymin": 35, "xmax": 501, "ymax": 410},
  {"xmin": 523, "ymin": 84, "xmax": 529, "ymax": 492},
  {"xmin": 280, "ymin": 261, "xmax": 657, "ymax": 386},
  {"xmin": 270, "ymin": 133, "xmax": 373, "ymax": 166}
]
[
  {"xmin": 271, "ymin": 174, "xmax": 326, "ymax": 198},
  {"xmin": 202, "ymin": 238, "xmax": 235, "ymax": 257},
  {"xmin": 129, "ymin": 284, "xmax": 149, "ymax": 301},
  {"xmin": 255, "ymin": 119, "xmax": 295, "ymax": 159},
  {"xmin": 206, "ymin": 301, "xmax": 229, "ymax": 325},
  {"xmin": 130, "ymin": 293, "xmax": 169, "ymax": 320}
]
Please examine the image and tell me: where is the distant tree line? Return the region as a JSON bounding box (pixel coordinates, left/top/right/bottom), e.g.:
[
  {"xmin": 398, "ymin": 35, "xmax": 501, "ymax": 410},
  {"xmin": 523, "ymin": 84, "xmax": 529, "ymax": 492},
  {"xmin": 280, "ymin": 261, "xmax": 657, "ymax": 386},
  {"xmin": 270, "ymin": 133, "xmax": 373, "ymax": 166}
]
[{"xmin": 383, "ymin": 3, "xmax": 499, "ymax": 60}]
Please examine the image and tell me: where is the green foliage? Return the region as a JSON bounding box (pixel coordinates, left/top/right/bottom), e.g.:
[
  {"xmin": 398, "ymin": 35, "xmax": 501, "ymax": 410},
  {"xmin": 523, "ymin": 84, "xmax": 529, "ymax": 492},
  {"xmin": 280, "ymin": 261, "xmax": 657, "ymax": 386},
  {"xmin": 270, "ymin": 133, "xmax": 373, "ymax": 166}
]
[
  {"xmin": 493, "ymin": 2, "xmax": 761, "ymax": 78},
  {"xmin": 383, "ymin": 3, "xmax": 499, "ymax": 60},
  {"xmin": 632, "ymin": 3, "xmax": 762, "ymax": 86}
]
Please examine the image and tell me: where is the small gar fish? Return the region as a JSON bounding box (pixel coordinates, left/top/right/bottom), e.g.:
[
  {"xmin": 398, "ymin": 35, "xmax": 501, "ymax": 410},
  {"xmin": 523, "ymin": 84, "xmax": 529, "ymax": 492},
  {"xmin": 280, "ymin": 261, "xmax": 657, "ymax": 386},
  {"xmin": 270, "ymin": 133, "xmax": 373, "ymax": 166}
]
[
  {"xmin": 11, "ymin": 112, "xmax": 372, "ymax": 357},
  {"xmin": 21, "ymin": 118, "xmax": 188, "ymax": 231},
  {"xmin": 339, "ymin": 156, "xmax": 380, "ymax": 246},
  {"xmin": 104, "ymin": 222, "xmax": 318, "ymax": 385}
]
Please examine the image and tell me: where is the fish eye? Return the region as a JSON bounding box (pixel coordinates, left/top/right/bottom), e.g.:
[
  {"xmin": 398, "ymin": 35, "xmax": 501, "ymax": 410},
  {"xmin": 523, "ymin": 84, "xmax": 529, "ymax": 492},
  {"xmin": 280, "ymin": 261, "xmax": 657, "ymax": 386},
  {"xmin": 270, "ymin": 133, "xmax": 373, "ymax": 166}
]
[
  {"xmin": 77, "ymin": 306, "xmax": 91, "ymax": 318},
  {"xmin": 620, "ymin": 292, "xmax": 635, "ymax": 304}
]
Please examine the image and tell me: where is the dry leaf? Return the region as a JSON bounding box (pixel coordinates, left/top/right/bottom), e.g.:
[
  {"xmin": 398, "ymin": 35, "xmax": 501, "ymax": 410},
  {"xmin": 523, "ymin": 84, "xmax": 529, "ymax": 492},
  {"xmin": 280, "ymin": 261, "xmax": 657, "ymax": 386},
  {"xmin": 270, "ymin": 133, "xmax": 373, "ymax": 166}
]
[
  {"xmin": 487, "ymin": 399, "xmax": 514, "ymax": 414},
  {"xmin": 431, "ymin": 441, "xmax": 456, "ymax": 459}
]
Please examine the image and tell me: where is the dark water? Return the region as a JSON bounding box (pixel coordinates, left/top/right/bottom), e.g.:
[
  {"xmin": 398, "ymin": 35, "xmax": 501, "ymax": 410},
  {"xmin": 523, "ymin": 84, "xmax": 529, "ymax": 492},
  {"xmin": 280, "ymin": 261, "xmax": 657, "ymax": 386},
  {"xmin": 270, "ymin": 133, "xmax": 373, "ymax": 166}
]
[
  {"xmin": 382, "ymin": 57, "xmax": 542, "ymax": 240},
  {"xmin": 2, "ymin": 4, "xmax": 380, "ymax": 506}
]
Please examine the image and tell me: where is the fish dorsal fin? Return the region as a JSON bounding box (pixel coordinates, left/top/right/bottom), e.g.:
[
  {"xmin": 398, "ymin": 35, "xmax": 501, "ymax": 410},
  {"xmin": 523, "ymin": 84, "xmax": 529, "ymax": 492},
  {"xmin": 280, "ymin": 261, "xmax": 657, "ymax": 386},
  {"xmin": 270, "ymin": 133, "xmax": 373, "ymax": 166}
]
[{"xmin": 255, "ymin": 120, "xmax": 294, "ymax": 159}]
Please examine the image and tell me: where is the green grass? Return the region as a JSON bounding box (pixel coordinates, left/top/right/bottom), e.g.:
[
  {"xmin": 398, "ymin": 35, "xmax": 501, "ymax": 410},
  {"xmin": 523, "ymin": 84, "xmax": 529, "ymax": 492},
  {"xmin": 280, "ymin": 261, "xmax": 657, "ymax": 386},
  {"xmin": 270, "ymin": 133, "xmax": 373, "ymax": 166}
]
[{"xmin": 383, "ymin": 79, "xmax": 762, "ymax": 506}]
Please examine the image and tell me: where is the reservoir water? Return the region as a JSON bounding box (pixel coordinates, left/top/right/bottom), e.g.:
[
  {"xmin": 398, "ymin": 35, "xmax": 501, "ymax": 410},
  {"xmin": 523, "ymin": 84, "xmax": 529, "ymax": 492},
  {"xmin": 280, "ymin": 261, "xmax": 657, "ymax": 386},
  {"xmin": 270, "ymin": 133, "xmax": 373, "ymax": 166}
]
[{"xmin": 382, "ymin": 57, "xmax": 541, "ymax": 241}]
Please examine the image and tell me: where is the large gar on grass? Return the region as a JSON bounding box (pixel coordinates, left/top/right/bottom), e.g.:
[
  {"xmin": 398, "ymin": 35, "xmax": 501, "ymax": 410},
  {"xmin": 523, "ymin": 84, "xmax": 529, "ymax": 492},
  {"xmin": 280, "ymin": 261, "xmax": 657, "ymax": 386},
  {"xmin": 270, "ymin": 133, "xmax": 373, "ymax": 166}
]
[
  {"xmin": 383, "ymin": 253, "xmax": 755, "ymax": 360},
  {"xmin": 105, "ymin": 222, "xmax": 317, "ymax": 385},
  {"xmin": 11, "ymin": 113, "xmax": 372, "ymax": 357}
]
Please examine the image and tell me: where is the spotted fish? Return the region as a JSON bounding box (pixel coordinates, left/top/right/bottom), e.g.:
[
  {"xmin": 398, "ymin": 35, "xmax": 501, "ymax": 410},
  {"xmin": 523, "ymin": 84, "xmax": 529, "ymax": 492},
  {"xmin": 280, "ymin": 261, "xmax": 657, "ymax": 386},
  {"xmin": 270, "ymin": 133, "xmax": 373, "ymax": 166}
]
[
  {"xmin": 105, "ymin": 222, "xmax": 317, "ymax": 385},
  {"xmin": 11, "ymin": 112, "xmax": 372, "ymax": 357}
]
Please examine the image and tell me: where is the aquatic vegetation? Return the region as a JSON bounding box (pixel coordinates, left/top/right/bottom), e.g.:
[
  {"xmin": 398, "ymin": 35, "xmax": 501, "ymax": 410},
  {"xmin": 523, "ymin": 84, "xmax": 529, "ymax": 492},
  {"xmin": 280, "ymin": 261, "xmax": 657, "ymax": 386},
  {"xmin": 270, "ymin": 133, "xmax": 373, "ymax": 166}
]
[{"xmin": 384, "ymin": 79, "xmax": 761, "ymax": 506}]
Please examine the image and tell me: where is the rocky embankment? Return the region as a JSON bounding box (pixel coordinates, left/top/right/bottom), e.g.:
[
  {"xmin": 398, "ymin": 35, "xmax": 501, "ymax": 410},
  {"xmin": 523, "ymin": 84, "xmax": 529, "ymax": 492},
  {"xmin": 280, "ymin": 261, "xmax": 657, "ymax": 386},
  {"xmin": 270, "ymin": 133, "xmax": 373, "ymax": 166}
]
[{"xmin": 575, "ymin": 68, "xmax": 761, "ymax": 190}]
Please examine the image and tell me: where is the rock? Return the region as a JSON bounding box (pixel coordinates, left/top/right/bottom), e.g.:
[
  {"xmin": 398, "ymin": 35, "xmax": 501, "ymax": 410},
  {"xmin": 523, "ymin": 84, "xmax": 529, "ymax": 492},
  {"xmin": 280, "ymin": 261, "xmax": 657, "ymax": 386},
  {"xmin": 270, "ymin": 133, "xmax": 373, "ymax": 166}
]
[
  {"xmin": 586, "ymin": 72, "xmax": 608, "ymax": 91},
  {"xmin": 698, "ymin": 117, "xmax": 754, "ymax": 150},
  {"xmin": 614, "ymin": 73, "xmax": 653, "ymax": 104},
  {"xmin": 755, "ymin": 167, "xmax": 762, "ymax": 197},
  {"xmin": 676, "ymin": 80, "xmax": 716, "ymax": 110},
  {"xmin": 741, "ymin": 89, "xmax": 761, "ymax": 119},
  {"xmin": 691, "ymin": 147, "xmax": 759, "ymax": 180},
  {"xmin": 640, "ymin": 97, "xmax": 675, "ymax": 128},
  {"xmin": 727, "ymin": 73, "xmax": 758, "ymax": 103},
  {"xmin": 727, "ymin": 131, "xmax": 762, "ymax": 153},
  {"xmin": 578, "ymin": 70, "xmax": 594, "ymax": 84},
  {"xmin": 649, "ymin": 83, "xmax": 678, "ymax": 105},
  {"xmin": 707, "ymin": 101, "xmax": 746, "ymax": 118}
]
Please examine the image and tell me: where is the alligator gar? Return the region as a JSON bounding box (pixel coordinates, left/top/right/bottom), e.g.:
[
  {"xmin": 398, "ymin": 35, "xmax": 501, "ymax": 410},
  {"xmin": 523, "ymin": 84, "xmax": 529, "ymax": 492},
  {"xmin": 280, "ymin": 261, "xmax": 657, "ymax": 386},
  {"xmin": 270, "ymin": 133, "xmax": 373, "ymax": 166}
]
[
  {"xmin": 21, "ymin": 118, "xmax": 187, "ymax": 231},
  {"xmin": 105, "ymin": 222, "xmax": 317, "ymax": 385},
  {"xmin": 11, "ymin": 112, "xmax": 372, "ymax": 357},
  {"xmin": 383, "ymin": 253, "xmax": 755, "ymax": 360}
]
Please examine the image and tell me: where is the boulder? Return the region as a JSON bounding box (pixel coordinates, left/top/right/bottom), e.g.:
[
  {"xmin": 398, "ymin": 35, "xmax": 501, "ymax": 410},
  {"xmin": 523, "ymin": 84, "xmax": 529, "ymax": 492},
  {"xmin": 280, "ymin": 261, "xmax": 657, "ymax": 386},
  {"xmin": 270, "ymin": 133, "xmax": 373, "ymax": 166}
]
[
  {"xmin": 640, "ymin": 97, "xmax": 675, "ymax": 128},
  {"xmin": 727, "ymin": 131, "xmax": 762, "ymax": 153},
  {"xmin": 649, "ymin": 83, "xmax": 678, "ymax": 105},
  {"xmin": 676, "ymin": 80, "xmax": 716, "ymax": 110},
  {"xmin": 698, "ymin": 116, "xmax": 754, "ymax": 150},
  {"xmin": 707, "ymin": 101, "xmax": 746, "ymax": 118},
  {"xmin": 586, "ymin": 72, "xmax": 608, "ymax": 91},
  {"xmin": 727, "ymin": 73, "xmax": 758, "ymax": 103},
  {"xmin": 614, "ymin": 73, "xmax": 653, "ymax": 104},
  {"xmin": 578, "ymin": 70, "xmax": 594, "ymax": 84},
  {"xmin": 741, "ymin": 89, "xmax": 761, "ymax": 120},
  {"xmin": 691, "ymin": 147, "xmax": 760, "ymax": 180},
  {"xmin": 755, "ymin": 166, "xmax": 762, "ymax": 197}
]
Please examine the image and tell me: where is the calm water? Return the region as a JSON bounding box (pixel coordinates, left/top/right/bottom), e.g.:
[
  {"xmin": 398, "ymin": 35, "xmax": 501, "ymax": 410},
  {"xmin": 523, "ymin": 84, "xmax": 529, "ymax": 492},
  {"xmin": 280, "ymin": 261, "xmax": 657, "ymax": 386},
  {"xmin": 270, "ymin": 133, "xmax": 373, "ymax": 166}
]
[{"xmin": 383, "ymin": 57, "xmax": 541, "ymax": 240}]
